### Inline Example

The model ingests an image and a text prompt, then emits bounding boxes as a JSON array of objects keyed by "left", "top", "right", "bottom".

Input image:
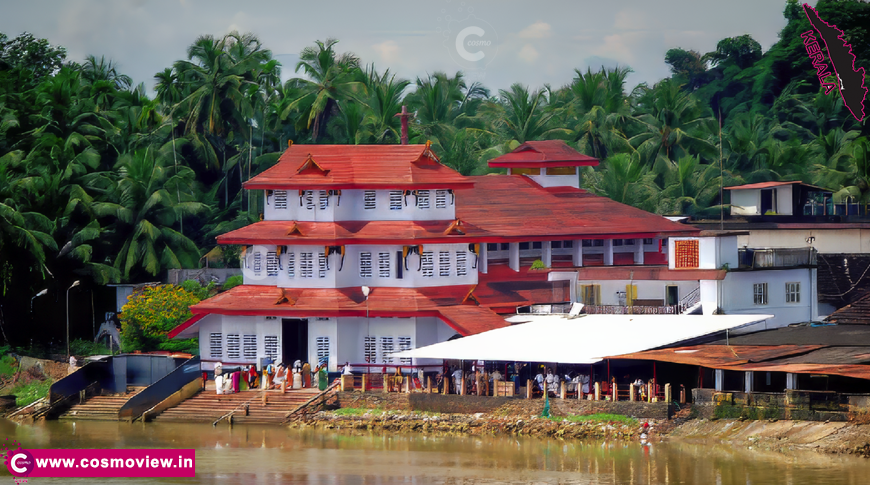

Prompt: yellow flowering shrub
[{"left": 119, "top": 284, "right": 201, "bottom": 353}]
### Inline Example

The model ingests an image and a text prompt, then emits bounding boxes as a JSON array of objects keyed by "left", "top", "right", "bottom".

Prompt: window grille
[
  {"left": 552, "top": 241, "right": 562, "bottom": 249},
  {"left": 359, "top": 252, "right": 373, "bottom": 278},
  {"left": 364, "top": 336, "right": 377, "bottom": 363},
  {"left": 380, "top": 336, "right": 394, "bottom": 364},
  {"left": 435, "top": 190, "right": 448, "bottom": 209},
  {"left": 643, "top": 238, "right": 654, "bottom": 245},
  {"left": 753, "top": 283, "right": 768, "bottom": 305},
  {"left": 364, "top": 190, "right": 376, "bottom": 210},
  {"left": 226, "top": 334, "right": 240, "bottom": 359},
  {"left": 253, "top": 252, "right": 262, "bottom": 274},
  {"left": 532, "top": 242, "right": 542, "bottom": 249},
  {"left": 266, "top": 252, "right": 279, "bottom": 276},
  {"left": 264, "top": 335, "right": 279, "bottom": 360},
  {"left": 318, "top": 252, "right": 327, "bottom": 278},
  {"left": 209, "top": 333, "right": 222, "bottom": 359},
  {"left": 500, "top": 243, "right": 509, "bottom": 250},
  {"left": 439, "top": 251, "right": 450, "bottom": 276},
  {"left": 563, "top": 240, "right": 573, "bottom": 248},
  {"left": 287, "top": 252, "right": 295, "bottom": 278},
  {"left": 486, "top": 243, "right": 498, "bottom": 251},
  {"left": 456, "top": 251, "right": 467, "bottom": 276},
  {"left": 378, "top": 252, "right": 390, "bottom": 278},
  {"left": 786, "top": 282, "right": 800, "bottom": 303},
  {"left": 274, "top": 190, "right": 288, "bottom": 209},
  {"left": 389, "top": 190, "right": 403, "bottom": 210},
  {"left": 417, "top": 190, "right": 430, "bottom": 209},
  {"left": 243, "top": 335, "right": 257, "bottom": 359},
  {"left": 319, "top": 190, "right": 329, "bottom": 210},
  {"left": 398, "top": 336, "right": 413, "bottom": 365},
  {"left": 315, "top": 336, "right": 330, "bottom": 365},
  {"left": 300, "top": 252, "right": 314, "bottom": 278},
  {"left": 304, "top": 190, "right": 315, "bottom": 210},
  {"left": 613, "top": 239, "right": 623, "bottom": 247},
  {"left": 519, "top": 242, "right": 530, "bottom": 250},
  {"left": 421, "top": 251, "right": 434, "bottom": 277}
]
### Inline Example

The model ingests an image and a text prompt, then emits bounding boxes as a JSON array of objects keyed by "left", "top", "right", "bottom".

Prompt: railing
[
  {"left": 739, "top": 248, "right": 817, "bottom": 269},
  {"left": 678, "top": 287, "right": 701, "bottom": 314},
  {"left": 284, "top": 380, "right": 340, "bottom": 423},
  {"left": 584, "top": 305, "right": 677, "bottom": 315},
  {"left": 120, "top": 356, "right": 201, "bottom": 421}
]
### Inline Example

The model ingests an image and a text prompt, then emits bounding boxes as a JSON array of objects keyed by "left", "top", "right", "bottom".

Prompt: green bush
[
  {"left": 0, "top": 354, "right": 18, "bottom": 378},
  {"left": 548, "top": 413, "right": 638, "bottom": 426},
  {"left": 11, "top": 379, "right": 52, "bottom": 407},
  {"left": 222, "top": 275, "right": 243, "bottom": 291},
  {"left": 69, "top": 339, "right": 111, "bottom": 357}
]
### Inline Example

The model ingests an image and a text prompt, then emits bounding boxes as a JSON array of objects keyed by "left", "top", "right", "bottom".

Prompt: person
[
  {"left": 342, "top": 362, "right": 353, "bottom": 375},
  {"left": 302, "top": 361, "right": 311, "bottom": 388},
  {"left": 317, "top": 361, "right": 328, "bottom": 391},
  {"left": 261, "top": 360, "right": 274, "bottom": 390},
  {"left": 247, "top": 364, "right": 259, "bottom": 389},
  {"left": 272, "top": 363, "right": 286, "bottom": 389},
  {"left": 640, "top": 422, "right": 650, "bottom": 443},
  {"left": 214, "top": 362, "right": 224, "bottom": 395},
  {"left": 490, "top": 369, "right": 503, "bottom": 382},
  {"left": 534, "top": 370, "right": 545, "bottom": 392},
  {"left": 451, "top": 366, "right": 463, "bottom": 394}
]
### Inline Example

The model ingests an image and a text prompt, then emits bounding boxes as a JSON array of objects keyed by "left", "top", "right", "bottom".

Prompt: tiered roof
[{"left": 488, "top": 140, "right": 599, "bottom": 168}]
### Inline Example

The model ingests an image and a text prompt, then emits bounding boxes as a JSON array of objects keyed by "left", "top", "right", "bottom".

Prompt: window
[
  {"left": 287, "top": 252, "right": 295, "bottom": 278},
  {"left": 439, "top": 251, "right": 450, "bottom": 277},
  {"left": 753, "top": 283, "right": 768, "bottom": 305},
  {"left": 500, "top": 243, "right": 509, "bottom": 251},
  {"left": 398, "top": 336, "right": 413, "bottom": 365},
  {"left": 435, "top": 189, "right": 448, "bottom": 209},
  {"left": 274, "top": 190, "right": 288, "bottom": 209},
  {"left": 582, "top": 240, "right": 604, "bottom": 247},
  {"left": 266, "top": 252, "right": 279, "bottom": 276},
  {"left": 364, "top": 336, "right": 377, "bottom": 363},
  {"left": 545, "top": 166, "right": 576, "bottom": 175},
  {"left": 396, "top": 251, "right": 404, "bottom": 279},
  {"left": 243, "top": 335, "right": 257, "bottom": 359},
  {"left": 532, "top": 241, "right": 542, "bottom": 249},
  {"left": 613, "top": 239, "right": 623, "bottom": 247},
  {"left": 380, "top": 336, "right": 394, "bottom": 364},
  {"left": 624, "top": 239, "right": 635, "bottom": 246},
  {"left": 364, "top": 190, "right": 376, "bottom": 210},
  {"left": 674, "top": 239, "right": 700, "bottom": 269},
  {"left": 318, "top": 190, "right": 329, "bottom": 210},
  {"left": 552, "top": 241, "right": 562, "bottom": 249},
  {"left": 264, "top": 335, "right": 279, "bottom": 360},
  {"left": 300, "top": 252, "right": 314, "bottom": 278},
  {"left": 421, "top": 251, "right": 434, "bottom": 277},
  {"left": 389, "top": 190, "right": 403, "bottom": 210},
  {"left": 315, "top": 336, "right": 330, "bottom": 365},
  {"left": 486, "top": 243, "right": 498, "bottom": 252},
  {"left": 417, "top": 190, "right": 430, "bottom": 209},
  {"left": 563, "top": 240, "right": 573, "bottom": 248},
  {"left": 456, "top": 251, "right": 467, "bottom": 276},
  {"left": 519, "top": 242, "right": 530, "bottom": 250},
  {"left": 786, "top": 282, "right": 800, "bottom": 303},
  {"left": 304, "top": 190, "right": 315, "bottom": 210},
  {"left": 226, "top": 334, "right": 240, "bottom": 359},
  {"left": 378, "top": 252, "right": 390, "bottom": 278},
  {"left": 643, "top": 238, "right": 654, "bottom": 245},
  {"left": 318, "top": 252, "right": 327, "bottom": 278},
  {"left": 253, "top": 252, "right": 262, "bottom": 274},
  {"left": 359, "top": 252, "right": 373, "bottom": 278},
  {"left": 209, "top": 333, "right": 222, "bottom": 359},
  {"left": 579, "top": 285, "right": 601, "bottom": 305}
]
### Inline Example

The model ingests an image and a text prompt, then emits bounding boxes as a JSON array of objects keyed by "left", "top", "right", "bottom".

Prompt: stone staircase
[
  {"left": 152, "top": 387, "right": 323, "bottom": 425},
  {"left": 58, "top": 386, "right": 146, "bottom": 421}
]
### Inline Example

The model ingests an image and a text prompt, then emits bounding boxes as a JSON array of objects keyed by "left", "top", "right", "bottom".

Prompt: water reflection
[{"left": 1, "top": 418, "right": 868, "bottom": 485}]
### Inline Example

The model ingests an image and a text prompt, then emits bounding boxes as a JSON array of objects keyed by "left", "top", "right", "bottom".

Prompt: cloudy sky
[{"left": 0, "top": 0, "right": 812, "bottom": 94}]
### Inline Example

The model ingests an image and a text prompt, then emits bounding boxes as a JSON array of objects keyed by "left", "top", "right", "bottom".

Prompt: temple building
[{"left": 169, "top": 140, "right": 815, "bottom": 372}]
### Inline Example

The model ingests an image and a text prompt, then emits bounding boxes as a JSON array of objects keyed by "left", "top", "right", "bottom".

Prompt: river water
[{"left": 2, "top": 419, "right": 869, "bottom": 484}]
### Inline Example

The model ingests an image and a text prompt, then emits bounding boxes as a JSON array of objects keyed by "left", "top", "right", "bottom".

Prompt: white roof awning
[{"left": 392, "top": 314, "right": 773, "bottom": 364}]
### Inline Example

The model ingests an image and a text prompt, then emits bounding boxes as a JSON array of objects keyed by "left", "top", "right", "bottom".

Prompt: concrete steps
[
  {"left": 152, "top": 388, "right": 323, "bottom": 424},
  {"left": 58, "top": 387, "right": 146, "bottom": 421}
]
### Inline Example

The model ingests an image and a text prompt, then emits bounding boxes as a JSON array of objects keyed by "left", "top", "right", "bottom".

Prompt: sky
[{"left": 0, "top": 0, "right": 812, "bottom": 95}]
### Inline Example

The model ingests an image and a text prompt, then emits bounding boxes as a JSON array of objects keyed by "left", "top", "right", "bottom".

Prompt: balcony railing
[
  {"left": 584, "top": 305, "right": 677, "bottom": 315},
  {"left": 738, "top": 248, "right": 817, "bottom": 269}
]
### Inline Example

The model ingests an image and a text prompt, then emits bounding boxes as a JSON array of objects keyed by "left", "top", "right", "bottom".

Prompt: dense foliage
[
  {"left": 0, "top": 0, "right": 868, "bottom": 348},
  {"left": 119, "top": 284, "right": 201, "bottom": 353}
]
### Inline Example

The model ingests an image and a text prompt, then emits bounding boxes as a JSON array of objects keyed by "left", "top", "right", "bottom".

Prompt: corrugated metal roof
[
  {"left": 168, "top": 285, "right": 509, "bottom": 339},
  {"left": 825, "top": 291, "right": 870, "bottom": 324},
  {"left": 489, "top": 140, "right": 600, "bottom": 167},
  {"left": 607, "top": 345, "right": 824, "bottom": 366},
  {"left": 761, "top": 347, "right": 870, "bottom": 365},
  {"left": 245, "top": 144, "right": 474, "bottom": 190},
  {"left": 706, "top": 325, "right": 870, "bottom": 346}
]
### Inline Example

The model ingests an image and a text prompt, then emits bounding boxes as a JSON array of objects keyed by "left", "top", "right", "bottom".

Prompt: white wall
[
  {"left": 730, "top": 190, "right": 759, "bottom": 216},
  {"left": 527, "top": 171, "right": 579, "bottom": 189},
  {"left": 198, "top": 315, "right": 282, "bottom": 370},
  {"left": 576, "top": 279, "right": 699, "bottom": 306},
  {"left": 736, "top": 229, "right": 870, "bottom": 253},
  {"left": 330, "top": 316, "right": 453, "bottom": 371},
  {"left": 264, "top": 189, "right": 456, "bottom": 222},
  {"left": 668, "top": 236, "right": 737, "bottom": 270},
  {"left": 721, "top": 268, "right": 815, "bottom": 329},
  {"left": 776, "top": 185, "right": 793, "bottom": 215}
]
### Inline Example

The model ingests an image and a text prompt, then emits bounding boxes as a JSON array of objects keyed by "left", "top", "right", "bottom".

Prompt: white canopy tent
[{"left": 391, "top": 314, "right": 773, "bottom": 364}]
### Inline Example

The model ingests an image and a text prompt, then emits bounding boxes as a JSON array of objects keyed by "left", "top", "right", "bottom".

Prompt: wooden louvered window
[
  {"left": 380, "top": 336, "right": 394, "bottom": 364},
  {"left": 416, "top": 190, "right": 430, "bottom": 209},
  {"left": 287, "top": 252, "right": 295, "bottom": 278},
  {"left": 398, "top": 336, "right": 413, "bottom": 365},
  {"left": 209, "top": 333, "right": 222, "bottom": 359},
  {"left": 421, "top": 251, "right": 434, "bottom": 277},
  {"left": 316, "top": 336, "right": 330, "bottom": 366},
  {"left": 318, "top": 252, "right": 327, "bottom": 278},
  {"left": 243, "top": 335, "right": 257, "bottom": 359},
  {"left": 435, "top": 190, "right": 448, "bottom": 209},
  {"left": 300, "top": 252, "right": 314, "bottom": 278},
  {"left": 252, "top": 252, "right": 262, "bottom": 274},
  {"left": 359, "top": 252, "right": 373, "bottom": 278},
  {"left": 364, "top": 190, "right": 376, "bottom": 210},
  {"left": 378, "top": 252, "right": 390, "bottom": 278},
  {"left": 439, "top": 251, "right": 450, "bottom": 277},
  {"left": 264, "top": 335, "right": 279, "bottom": 360},
  {"left": 364, "top": 336, "right": 377, "bottom": 363},
  {"left": 266, "top": 252, "right": 279, "bottom": 276},
  {"left": 304, "top": 190, "right": 315, "bottom": 210},
  {"left": 274, "top": 190, "right": 288, "bottom": 209},
  {"left": 318, "top": 190, "right": 329, "bottom": 210},
  {"left": 226, "top": 334, "right": 240, "bottom": 359},
  {"left": 389, "top": 191, "right": 403, "bottom": 210},
  {"left": 456, "top": 251, "right": 467, "bottom": 276},
  {"left": 674, "top": 239, "right": 700, "bottom": 269}
]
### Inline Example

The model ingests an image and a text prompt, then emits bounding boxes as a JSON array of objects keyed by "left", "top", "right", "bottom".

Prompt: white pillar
[
  {"left": 573, "top": 241, "right": 583, "bottom": 267},
  {"left": 542, "top": 241, "right": 552, "bottom": 268},
  {"left": 744, "top": 371, "right": 754, "bottom": 393},
  {"left": 604, "top": 240, "right": 614, "bottom": 266},
  {"left": 714, "top": 369, "right": 724, "bottom": 391},
  {"left": 479, "top": 244, "right": 488, "bottom": 274},
  {"left": 634, "top": 240, "right": 644, "bottom": 264},
  {"left": 509, "top": 242, "right": 520, "bottom": 272},
  {"left": 786, "top": 373, "right": 798, "bottom": 390}
]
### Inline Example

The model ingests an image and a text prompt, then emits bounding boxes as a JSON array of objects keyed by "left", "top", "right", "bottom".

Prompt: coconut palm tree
[{"left": 483, "top": 83, "right": 571, "bottom": 146}]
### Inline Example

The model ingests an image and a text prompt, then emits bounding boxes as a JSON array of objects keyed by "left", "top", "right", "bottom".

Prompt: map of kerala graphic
[{"left": 803, "top": 3, "right": 867, "bottom": 122}]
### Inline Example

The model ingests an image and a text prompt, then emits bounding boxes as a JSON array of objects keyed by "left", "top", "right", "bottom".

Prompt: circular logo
[
  {"left": 443, "top": 15, "right": 499, "bottom": 71},
  {"left": 6, "top": 449, "right": 35, "bottom": 478}
]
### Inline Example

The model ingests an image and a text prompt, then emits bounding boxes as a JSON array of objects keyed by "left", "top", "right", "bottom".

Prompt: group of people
[
  {"left": 534, "top": 367, "right": 592, "bottom": 396},
  {"left": 210, "top": 359, "right": 330, "bottom": 394}
]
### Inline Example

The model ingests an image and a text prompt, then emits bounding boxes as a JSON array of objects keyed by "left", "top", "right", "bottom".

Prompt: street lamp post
[{"left": 66, "top": 281, "right": 80, "bottom": 359}]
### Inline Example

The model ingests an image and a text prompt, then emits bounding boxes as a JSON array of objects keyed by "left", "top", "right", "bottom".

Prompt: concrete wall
[
  {"left": 198, "top": 315, "right": 282, "bottom": 370},
  {"left": 721, "top": 268, "right": 815, "bottom": 329},
  {"left": 575, "top": 279, "right": 699, "bottom": 306},
  {"left": 264, "top": 189, "right": 456, "bottom": 222},
  {"left": 692, "top": 388, "right": 852, "bottom": 422},
  {"left": 737, "top": 229, "right": 870, "bottom": 253}
]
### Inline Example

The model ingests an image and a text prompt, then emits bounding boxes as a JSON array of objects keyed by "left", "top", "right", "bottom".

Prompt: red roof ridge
[
  {"left": 461, "top": 285, "right": 479, "bottom": 305},
  {"left": 444, "top": 219, "right": 466, "bottom": 236},
  {"left": 296, "top": 154, "right": 330, "bottom": 176},
  {"left": 286, "top": 222, "right": 304, "bottom": 236},
  {"left": 413, "top": 140, "right": 441, "bottom": 166}
]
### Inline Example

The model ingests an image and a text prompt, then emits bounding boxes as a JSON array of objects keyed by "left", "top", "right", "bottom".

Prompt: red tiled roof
[
  {"left": 216, "top": 220, "right": 487, "bottom": 245},
  {"left": 572, "top": 266, "right": 727, "bottom": 281},
  {"left": 168, "top": 285, "right": 509, "bottom": 338},
  {"left": 245, "top": 144, "right": 474, "bottom": 190},
  {"left": 455, "top": 176, "right": 700, "bottom": 239},
  {"left": 724, "top": 181, "right": 829, "bottom": 191},
  {"left": 489, "top": 140, "right": 600, "bottom": 167}
]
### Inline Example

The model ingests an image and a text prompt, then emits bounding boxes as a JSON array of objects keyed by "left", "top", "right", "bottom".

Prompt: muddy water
[{"left": 2, "top": 419, "right": 870, "bottom": 484}]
